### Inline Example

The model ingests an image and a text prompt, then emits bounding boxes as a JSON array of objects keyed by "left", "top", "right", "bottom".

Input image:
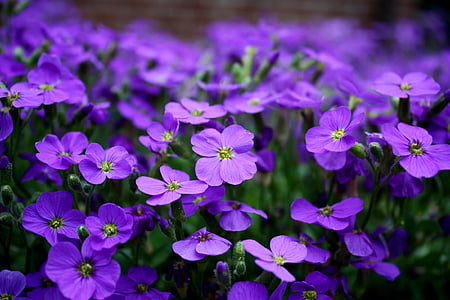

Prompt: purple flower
[
  {"left": 224, "top": 89, "right": 274, "bottom": 114},
  {"left": 0, "top": 106, "right": 13, "bottom": 142},
  {"left": 172, "top": 227, "right": 232, "bottom": 261},
  {"left": 191, "top": 124, "right": 257, "bottom": 186},
  {"left": 117, "top": 95, "right": 156, "bottom": 130},
  {"left": 0, "top": 270, "right": 26, "bottom": 300},
  {"left": 207, "top": 200, "right": 267, "bottom": 231},
  {"left": 27, "top": 62, "right": 85, "bottom": 105},
  {"left": 114, "top": 265, "right": 172, "bottom": 299},
  {"left": 139, "top": 113, "right": 179, "bottom": 152},
  {"left": 25, "top": 262, "right": 67, "bottom": 300},
  {"left": 22, "top": 191, "right": 86, "bottom": 245},
  {"left": 137, "top": 165, "right": 208, "bottom": 206},
  {"left": 181, "top": 185, "right": 225, "bottom": 217},
  {"left": 351, "top": 241, "right": 400, "bottom": 281},
  {"left": 165, "top": 98, "right": 226, "bottom": 125},
  {"left": 46, "top": 242, "right": 120, "bottom": 300},
  {"left": 313, "top": 150, "right": 347, "bottom": 171},
  {"left": 35, "top": 132, "right": 88, "bottom": 170},
  {"left": 290, "top": 197, "right": 363, "bottom": 231},
  {"left": 343, "top": 229, "right": 374, "bottom": 257},
  {"left": 228, "top": 281, "right": 268, "bottom": 300},
  {"left": 305, "top": 106, "right": 364, "bottom": 153},
  {"left": 242, "top": 235, "right": 307, "bottom": 282},
  {"left": 289, "top": 271, "right": 333, "bottom": 300},
  {"left": 124, "top": 204, "right": 159, "bottom": 238},
  {"left": 1, "top": 82, "right": 42, "bottom": 108},
  {"left": 373, "top": 72, "right": 440, "bottom": 98},
  {"left": 20, "top": 153, "right": 63, "bottom": 186},
  {"left": 85, "top": 203, "right": 133, "bottom": 250},
  {"left": 228, "top": 280, "right": 287, "bottom": 300},
  {"left": 79, "top": 143, "right": 132, "bottom": 184},
  {"left": 382, "top": 123, "right": 450, "bottom": 178},
  {"left": 388, "top": 172, "right": 424, "bottom": 198},
  {"left": 286, "top": 234, "right": 330, "bottom": 264}
]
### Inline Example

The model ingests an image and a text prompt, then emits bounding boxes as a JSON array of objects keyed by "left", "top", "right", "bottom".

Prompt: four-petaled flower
[
  {"left": 373, "top": 72, "right": 440, "bottom": 98},
  {"left": 79, "top": 143, "right": 132, "bottom": 184},
  {"left": 290, "top": 197, "right": 363, "bottom": 231},
  {"left": 172, "top": 227, "right": 232, "bottom": 261},
  {"left": 85, "top": 203, "right": 134, "bottom": 250},
  {"left": 22, "top": 191, "right": 86, "bottom": 245},
  {"left": 289, "top": 271, "right": 333, "bottom": 300},
  {"left": 35, "top": 131, "right": 88, "bottom": 170},
  {"left": 191, "top": 124, "right": 257, "bottom": 186},
  {"left": 305, "top": 106, "right": 364, "bottom": 154},
  {"left": 242, "top": 235, "right": 307, "bottom": 282},
  {"left": 207, "top": 200, "right": 268, "bottom": 231},
  {"left": 165, "top": 98, "right": 227, "bottom": 125},
  {"left": 136, "top": 165, "right": 208, "bottom": 206},
  {"left": 114, "top": 265, "right": 172, "bottom": 299},
  {"left": 46, "top": 242, "right": 120, "bottom": 300},
  {"left": 382, "top": 122, "right": 450, "bottom": 178}
]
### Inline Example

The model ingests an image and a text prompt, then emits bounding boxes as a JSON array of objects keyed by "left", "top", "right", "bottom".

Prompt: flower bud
[
  {"left": 233, "top": 260, "right": 246, "bottom": 277},
  {"left": 369, "top": 142, "right": 384, "bottom": 163},
  {"left": 350, "top": 142, "right": 368, "bottom": 159},
  {"left": 0, "top": 156, "right": 12, "bottom": 186},
  {"left": 77, "top": 225, "right": 90, "bottom": 241},
  {"left": 214, "top": 261, "right": 231, "bottom": 287},
  {"left": 0, "top": 212, "right": 13, "bottom": 225},
  {"left": 68, "top": 174, "right": 83, "bottom": 193},
  {"left": 1, "top": 185, "right": 14, "bottom": 208},
  {"left": 232, "top": 241, "right": 246, "bottom": 265}
]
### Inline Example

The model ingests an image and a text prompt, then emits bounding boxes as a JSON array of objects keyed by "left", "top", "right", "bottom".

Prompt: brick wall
[{"left": 72, "top": 0, "right": 418, "bottom": 39}]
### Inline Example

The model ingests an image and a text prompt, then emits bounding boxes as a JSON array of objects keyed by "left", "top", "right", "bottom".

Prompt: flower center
[
  {"left": 231, "top": 202, "right": 241, "bottom": 210},
  {"left": 0, "top": 294, "right": 13, "bottom": 300},
  {"left": 191, "top": 109, "right": 203, "bottom": 116},
  {"left": 101, "top": 161, "right": 113, "bottom": 172},
  {"left": 42, "top": 278, "right": 54, "bottom": 287},
  {"left": 166, "top": 181, "right": 180, "bottom": 191},
  {"left": 303, "top": 290, "right": 318, "bottom": 300},
  {"left": 409, "top": 142, "right": 424, "bottom": 155},
  {"left": 39, "top": 84, "right": 55, "bottom": 91},
  {"left": 162, "top": 130, "right": 173, "bottom": 142},
  {"left": 78, "top": 262, "right": 94, "bottom": 277},
  {"left": 331, "top": 128, "right": 345, "bottom": 140},
  {"left": 248, "top": 98, "right": 260, "bottom": 105},
  {"left": 197, "top": 232, "right": 212, "bottom": 242},
  {"left": 298, "top": 236, "right": 310, "bottom": 246},
  {"left": 102, "top": 223, "right": 118, "bottom": 237},
  {"left": 217, "top": 147, "right": 233, "bottom": 161},
  {"left": 193, "top": 195, "right": 206, "bottom": 205},
  {"left": 136, "top": 283, "right": 149, "bottom": 294},
  {"left": 320, "top": 206, "right": 333, "bottom": 217},
  {"left": 399, "top": 83, "right": 412, "bottom": 91},
  {"left": 273, "top": 255, "right": 286, "bottom": 265},
  {"left": 48, "top": 217, "right": 64, "bottom": 230},
  {"left": 57, "top": 152, "right": 71, "bottom": 157},
  {"left": 136, "top": 207, "right": 143, "bottom": 216}
]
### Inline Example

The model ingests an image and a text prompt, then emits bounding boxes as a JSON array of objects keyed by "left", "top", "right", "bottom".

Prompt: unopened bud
[
  {"left": 0, "top": 212, "right": 13, "bottom": 225},
  {"left": 233, "top": 260, "right": 246, "bottom": 277},
  {"left": 1, "top": 185, "right": 14, "bottom": 207},
  {"left": 232, "top": 241, "right": 245, "bottom": 265},
  {"left": 68, "top": 174, "right": 83, "bottom": 193},
  {"left": 0, "top": 156, "right": 12, "bottom": 185},
  {"left": 369, "top": 142, "right": 384, "bottom": 163},
  {"left": 349, "top": 142, "right": 368, "bottom": 159},
  {"left": 77, "top": 225, "right": 90, "bottom": 241},
  {"left": 214, "top": 261, "right": 231, "bottom": 287}
]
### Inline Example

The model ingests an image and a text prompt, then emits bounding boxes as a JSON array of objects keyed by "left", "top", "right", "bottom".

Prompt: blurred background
[{"left": 72, "top": 0, "right": 450, "bottom": 40}]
